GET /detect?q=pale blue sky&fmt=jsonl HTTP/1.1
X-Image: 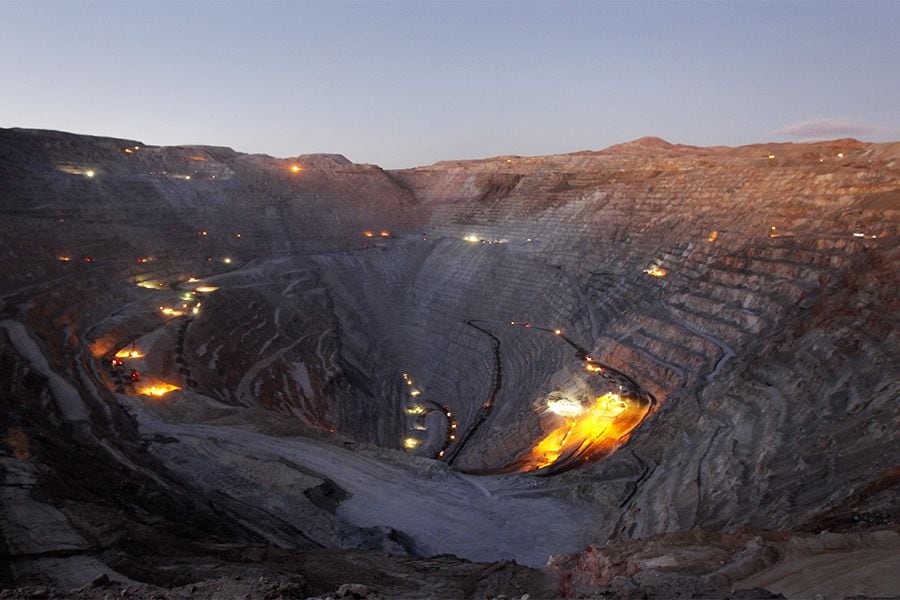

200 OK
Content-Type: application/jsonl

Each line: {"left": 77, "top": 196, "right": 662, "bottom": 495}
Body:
{"left": 1, "top": 1, "right": 897, "bottom": 168}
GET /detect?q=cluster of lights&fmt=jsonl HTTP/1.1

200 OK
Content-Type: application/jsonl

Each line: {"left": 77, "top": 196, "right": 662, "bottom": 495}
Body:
{"left": 403, "top": 371, "right": 424, "bottom": 449}
{"left": 643, "top": 266, "right": 667, "bottom": 277}
{"left": 160, "top": 299, "right": 202, "bottom": 317}
{"left": 462, "top": 234, "right": 508, "bottom": 244}
{"left": 524, "top": 391, "right": 637, "bottom": 470}
{"left": 708, "top": 231, "right": 719, "bottom": 243}
{"left": 442, "top": 405, "right": 457, "bottom": 452}
{"left": 401, "top": 371, "right": 459, "bottom": 458}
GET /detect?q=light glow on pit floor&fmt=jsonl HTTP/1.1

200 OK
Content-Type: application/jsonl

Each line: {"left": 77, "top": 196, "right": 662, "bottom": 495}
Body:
{"left": 85, "top": 170, "right": 95, "bottom": 178}
{"left": 114, "top": 348, "right": 144, "bottom": 359}
{"left": 194, "top": 286, "right": 218, "bottom": 293}
{"left": 463, "top": 235, "right": 480, "bottom": 242}
{"left": 137, "top": 383, "right": 181, "bottom": 397}
{"left": 403, "top": 437, "right": 420, "bottom": 449}
{"left": 405, "top": 405, "right": 425, "bottom": 415}
{"left": 521, "top": 392, "right": 643, "bottom": 471}
{"left": 643, "top": 266, "right": 667, "bottom": 277}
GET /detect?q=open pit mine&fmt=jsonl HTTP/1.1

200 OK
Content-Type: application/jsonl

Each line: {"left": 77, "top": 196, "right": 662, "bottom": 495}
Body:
{"left": 1, "top": 128, "right": 898, "bottom": 599}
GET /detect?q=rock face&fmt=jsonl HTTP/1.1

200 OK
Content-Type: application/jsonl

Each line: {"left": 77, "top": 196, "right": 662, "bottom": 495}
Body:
{"left": 1, "top": 128, "right": 898, "bottom": 596}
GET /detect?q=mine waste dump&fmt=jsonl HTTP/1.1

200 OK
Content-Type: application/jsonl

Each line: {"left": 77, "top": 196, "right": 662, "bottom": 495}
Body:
{"left": 1, "top": 128, "right": 898, "bottom": 597}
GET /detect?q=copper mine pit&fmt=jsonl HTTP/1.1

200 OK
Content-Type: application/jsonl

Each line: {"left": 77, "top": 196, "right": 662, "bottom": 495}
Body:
{"left": 1, "top": 129, "right": 898, "bottom": 598}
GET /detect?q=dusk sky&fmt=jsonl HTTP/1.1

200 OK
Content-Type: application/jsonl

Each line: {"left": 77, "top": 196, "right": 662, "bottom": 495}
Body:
{"left": 2, "top": 1, "right": 898, "bottom": 168}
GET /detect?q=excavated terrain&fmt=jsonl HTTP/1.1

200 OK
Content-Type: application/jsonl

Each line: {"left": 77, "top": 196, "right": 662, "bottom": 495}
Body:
{"left": 1, "top": 128, "right": 898, "bottom": 598}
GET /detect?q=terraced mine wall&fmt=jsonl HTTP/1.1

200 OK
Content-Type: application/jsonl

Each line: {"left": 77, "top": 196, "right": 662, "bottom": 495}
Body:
{"left": 1, "top": 128, "right": 898, "bottom": 591}
{"left": 395, "top": 139, "right": 898, "bottom": 535}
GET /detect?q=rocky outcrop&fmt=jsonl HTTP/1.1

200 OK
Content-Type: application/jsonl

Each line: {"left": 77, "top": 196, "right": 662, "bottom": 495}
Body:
{"left": 549, "top": 528, "right": 900, "bottom": 599}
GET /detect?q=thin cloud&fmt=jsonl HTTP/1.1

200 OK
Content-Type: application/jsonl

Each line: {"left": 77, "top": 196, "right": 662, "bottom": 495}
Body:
{"left": 773, "top": 118, "right": 890, "bottom": 139}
